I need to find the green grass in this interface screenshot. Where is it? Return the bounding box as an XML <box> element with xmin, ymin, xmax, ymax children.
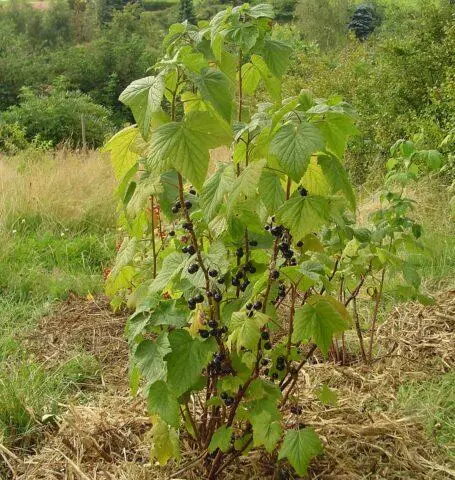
<box><xmin>0</xmin><ymin>229</ymin><xmax>115</xmax><ymax>447</ymax></box>
<box><xmin>397</xmin><ymin>373</ymin><xmax>455</xmax><ymax>457</ymax></box>
<box><xmin>0</xmin><ymin>352</ymin><xmax>100</xmax><ymax>447</ymax></box>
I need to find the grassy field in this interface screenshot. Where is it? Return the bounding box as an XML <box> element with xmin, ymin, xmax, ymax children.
<box><xmin>0</xmin><ymin>148</ymin><xmax>454</xmax><ymax>476</ymax></box>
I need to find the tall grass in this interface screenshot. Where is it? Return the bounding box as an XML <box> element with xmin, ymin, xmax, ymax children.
<box><xmin>0</xmin><ymin>148</ymin><xmax>117</xmax><ymax>233</ymax></box>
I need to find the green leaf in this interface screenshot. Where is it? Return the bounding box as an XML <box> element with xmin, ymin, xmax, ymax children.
<box><xmin>200</xmin><ymin>164</ymin><xmax>235</xmax><ymax>221</ymax></box>
<box><xmin>258</xmin><ymin>170</ymin><xmax>285</xmax><ymax>215</ymax></box>
<box><xmin>228</xmin><ymin>310</ymin><xmax>269</xmax><ymax>353</ymax></box>
<box><xmin>248</xmin><ymin>3</ymin><xmax>275</xmax><ymax>18</ymax></box>
<box><xmin>262</xmin><ymin>39</ymin><xmax>292</xmax><ymax>78</ymax></box>
<box><xmin>149</xmin><ymin>300</ymin><xmax>189</xmax><ymax>328</ymax></box>
<box><xmin>195</xmin><ymin>68</ymin><xmax>234</xmax><ymax>121</ymax></box>
<box><xmin>103</xmin><ymin>126</ymin><xmax>139</xmax><ymax>180</ymax></box>
<box><xmin>251</xmin><ymin>410</ymin><xmax>282</xmax><ymax>453</ymax></box>
<box><xmin>208</xmin><ymin>425</ymin><xmax>233</xmax><ymax>453</ymax></box>
<box><xmin>148</xmin><ymin>381</ymin><xmax>180</xmax><ymax>428</ymax></box>
<box><xmin>150</xmin><ymin>418</ymin><xmax>180</xmax><ymax>466</ymax></box>
<box><xmin>276</xmin><ymin>195</ymin><xmax>330</xmax><ymax>240</ymax></box>
<box><xmin>318</xmin><ymin>154</ymin><xmax>356</xmax><ymax>211</ymax></box>
<box><xmin>242</xmin><ymin>63</ymin><xmax>261</xmax><ymax>96</ymax></box>
<box><xmin>316</xmin><ymin>384</ymin><xmax>338</xmax><ymax>406</ymax></box>
<box><xmin>292</xmin><ymin>295</ymin><xmax>350</xmax><ymax>356</ymax></box>
<box><xmin>165</xmin><ymin>330</ymin><xmax>216</xmax><ymax>397</ymax></box>
<box><xmin>228</xmin><ymin>159</ymin><xmax>266</xmax><ymax>212</ymax></box>
<box><xmin>229</xmin><ymin>24</ymin><xmax>259</xmax><ymax>52</ymax></box>
<box><xmin>148</xmin><ymin>252</ymin><xmax>186</xmax><ymax>293</ymax></box>
<box><xmin>278</xmin><ymin>428</ymin><xmax>322</xmax><ymax>476</ymax></box>
<box><xmin>270</xmin><ymin>122</ymin><xmax>324</xmax><ymax>182</ymax></box>
<box><xmin>251</xmin><ymin>54</ymin><xmax>281</xmax><ymax>102</ymax></box>
<box><xmin>147</xmin><ymin>112</ymin><xmax>230</xmax><ymax>189</ymax></box>
<box><xmin>134</xmin><ymin>333</ymin><xmax>171</xmax><ymax>386</ymax></box>
<box><xmin>119</xmin><ymin>76</ymin><xmax>165</xmax><ymax>140</ymax></box>
<box><xmin>110</xmin><ymin>237</ymin><xmax>137</xmax><ymax>278</ymax></box>
<box><xmin>315</xmin><ymin>112</ymin><xmax>358</xmax><ymax>159</ymax></box>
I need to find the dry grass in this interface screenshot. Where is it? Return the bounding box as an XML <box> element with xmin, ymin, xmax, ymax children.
<box><xmin>0</xmin><ymin>149</ymin><xmax>116</xmax><ymax>232</ymax></box>
<box><xmin>0</xmin><ymin>292</ymin><xmax>452</xmax><ymax>479</ymax></box>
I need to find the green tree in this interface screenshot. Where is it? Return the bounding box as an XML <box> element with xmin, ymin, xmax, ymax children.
<box><xmin>179</xmin><ymin>0</ymin><xmax>196</xmax><ymax>23</ymax></box>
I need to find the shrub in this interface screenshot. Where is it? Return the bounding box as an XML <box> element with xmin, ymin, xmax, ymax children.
<box><xmin>2</xmin><ymin>82</ymin><xmax>114</xmax><ymax>148</ymax></box>
<box><xmin>0</xmin><ymin>122</ymin><xmax>29</xmax><ymax>154</ymax></box>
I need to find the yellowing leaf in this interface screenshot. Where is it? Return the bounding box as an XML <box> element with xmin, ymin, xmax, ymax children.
<box><xmin>149</xmin><ymin>418</ymin><xmax>180</xmax><ymax>466</ymax></box>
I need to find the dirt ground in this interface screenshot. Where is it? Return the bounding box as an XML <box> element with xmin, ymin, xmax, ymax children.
<box><xmin>3</xmin><ymin>292</ymin><xmax>455</xmax><ymax>480</ymax></box>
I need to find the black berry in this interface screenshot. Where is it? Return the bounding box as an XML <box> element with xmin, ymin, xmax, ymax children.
<box><xmin>261</xmin><ymin>358</ymin><xmax>269</xmax><ymax>366</ymax></box>
<box><xmin>271</xmin><ymin>270</ymin><xmax>280</xmax><ymax>280</ymax></box>
<box><xmin>253</xmin><ymin>300</ymin><xmax>262</xmax><ymax>310</ymax></box>
<box><xmin>271</xmin><ymin>372</ymin><xmax>279</xmax><ymax>379</ymax></box>
<box><xmin>184</xmin><ymin>200</ymin><xmax>192</xmax><ymax>209</ymax></box>
<box><xmin>199</xmin><ymin>329</ymin><xmax>209</xmax><ymax>338</ymax></box>
<box><xmin>265</xmin><ymin>225</ymin><xmax>270</xmax><ymax>231</ymax></box>
<box><xmin>264</xmin><ymin>341</ymin><xmax>272</xmax><ymax>350</ymax></box>
<box><xmin>296</xmin><ymin>240</ymin><xmax>303</xmax><ymax>248</ymax></box>
<box><xmin>188</xmin><ymin>299</ymin><xmax>196</xmax><ymax>310</ymax></box>
<box><xmin>213</xmin><ymin>292</ymin><xmax>222</xmax><ymax>302</ymax></box>
<box><xmin>169</xmin><ymin>230</ymin><xmax>175</xmax><ymax>237</ymax></box>
<box><xmin>299</xmin><ymin>187</ymin><xmax>308</xmax><ymax>197</ymax></box>
<box><xmin>188</xmin><ymin>263</ymin><xmax>199</xmax><ymax>274</ymax></box>
<box><xmin>189</xmin><ymin>188</ymin><xmax>197</xmax><ymax>195</ymax></box>
<box><xmin>217</xmin><ymin>277</ymin><xmax>225</xmax><ymax>284</ymax></box>
<box><xmin>261</xmin><ymin>331</ymin><xmax>269</xmax><ymax>340</ymax></box>
<box><xmin>220</xmin><ymin>391</ymin><xmax>228</xmax><ymax>400</ymax></box>
<box><xmin>182</xmin><ymin>222</ymin><xmax>193</xmax><ymax>231</ymax></box>
<box><xmin>246</xmin><ymin>303</ymin><xmax>253</xmax><ymax>310</ymax></box>
<box><xmin>182</xmin><ymin>246</ymin><xmax>188</xmax><ymax>253</ymax></box>
<box><xmin>209</xmin><ymin>269</ymin><xmax>218</xmax><ymax>277</ymax></box>
<box><xmin>171</xmin><ymin>206</ymin><xmax>179</xmax><ymax>214</ymax></box>
<box><xmin>263</xmin><ymin>368</ymin><xmax>270</xmax><ymax>375</ymax></box>
<box><xmin>247</xmin><ymin>310</ymin><xmax>254</xmax><ymax>318</ymax></box>
<box><xmin>195</xmin><ymin>293</ymin><xmax>204</xmax><ymax>303</ymax></box>
<box><xmin>231</xmin><ymin>278</ymin><xmax>240</xmax><ymax>287</ymax></box>
<box><xmin>236</xmin><ymin>270</ymin><xmax>244</xmax><ymax>279</ymax></box>
<box><xmin>208</xmin><ymin>320</ymin><xmax>217</xmax><ymax>328</ymax></box>
<box><xmin>236</xmin><ymin>247</ymin><xmax>244</xmax><ymax>258</ymax></box>
<box><xmin>240</xmin><ymin>281</ymin><xmax>249</xmax><ymax>291</ymax></box>
<box><xmin>187</xmin><ymin>245</ymin><xmax>196</xmax><ymax>255</ymax></box>
<box><xmin>249</xmin><ymin>266</ymin><xmax>256</xmax><ymax>274</ymax></box>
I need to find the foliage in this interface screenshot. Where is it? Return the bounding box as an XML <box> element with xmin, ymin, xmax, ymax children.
<box><xmin>179</xmin><ymin>0</ymin><xmax>196</xmax><ymax>23</ymax></box>
<box><xmin>348</xmin><ymin>4</ymin><xmax>380</xmax><ymax>41</ymax></box>
<box><xmin>103</xmin><ymin>4</ymin><xmax>447</xmax><ymax>477</ymax></box>
<box><xmin>2</xmin><ymin>83</ymin><xmax>114</xmax><ymax>148</ymax></box>
<box><xmin>0</xmin><ymin>121</ymin><xmax>29</xmax><ymax>154</ymax></box>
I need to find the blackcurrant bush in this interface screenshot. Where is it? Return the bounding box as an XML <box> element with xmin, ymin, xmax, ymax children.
<box><xmin>213</xmin><ymin>292</ymin><xmax>222</xmax><ymax>302</ymax></box>
<box><xmin>253</xmin><ymin>300</ymin><xmax>262</xmax><ymax>310</ymax></box>
<box><xmin>199</xmin><ymin>329</ymin><xmax>209</xmax><ymax>338</ymax></box>
<box><xmin>195</xmin><ymin>293</ymin><xmax>204</xmax><ymax>303</ymax></box>
<box><xmin>261</xmin><ymin>331</ymin><xmax>269</xmax><ymax>340</ymax></box>
<box><xmin>209</xmin><ymin>269</ymin><xmax>218</xmax><ymax>277</ymax></box>
<box><xmin>264</xmin><ymin>341</ymin><xmax>272</xmax><ymax>350</ymax></box>
<box><xmin>169</xmin><ymin>230</ymin><xmax>175</xmax><ymax>237</ymax></box>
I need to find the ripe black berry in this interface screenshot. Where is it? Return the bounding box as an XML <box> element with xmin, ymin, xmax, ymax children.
<box><xmin>270</xmin><ymin>226</ymin><xmax>281</xmax><ymax>237</ymax></box>
<box><xmin>280</xmin><ymin>242</ymin><xmax>289</xmax><ymax>251</ymax></box>
<box><xmin>231</xmin><ymin>278</ymin><xmax>240</xmax><ymax>287</ymax></box>
<box><xmin>264</xmin><ymin>341</ymin><xmax>272</xmax><ymax>350</ymax></box>
<box><xmin>261</xmin><ymin>358</ymin><xmax>269</xmax><ymax>366</ymax></box>
<box><xmin>236</xmin><ymin>271</ymin><xmax>244</xmax><ymax>279</ymax></box>
<box><xmin>182</xmin><ymin>246</ymin><xmax>188</xmax><ymax>253</ymax></box>
<box><xmin>224</xmin><ymin>396</ymin><xmax>234</xmax><ymax>406</ymax></box>
<box><xmin>271</xmin><ymin>270</ymin><xmax>280</xmax><ymax>280</ymax></box>
<box><xmin>236</xmin><ymin>247</ymin><xmax>244</xmax><ymax>258</ymax></box>
<box><xmin>220</xmin><ymin>326</ymin><xmax>228</xmax><ymax>334</ymax></box>
<box><xmin>276</xmin><ymin>363</ymin><xmax>285</xmax><ymax>371</ymax></box>
<box><xmin>213</xmin><ymin>292</ymin><xmax>222</xmax><ymax>302</ymax></box>
<box><xmin>217</xmin><ymin>277</ymin><xmax>225</xmax><ymax>284</ymax></box>
<box><xmin>240</xmin><ymin>281</ymin><xmax>249</xmax><ymax>291</ymax></box>
<box><xmin>169</xmin><ymin>230</ymin><xmax>175</xmax><ymax>237</ymax></box>
<box><xmin>261</xmin><ymin>331</ymin><xmax>269</xmax><ymax>340</ymax></box>
<box><xmin>182</xmin><ymin>222</ymin><xmax>192</xmax><ymax>231</ymax></box>
<box><xmin>296</xmin><ymin>240</ymin><xmax>303</xmax><ymax>248</ymax></box>
<box><xmin>246</xmin><ymin>303</ymin><xmax>253</xmax><ymax>310</ymax></box>
<box><xmin>299</xmin><ymin>187</ymin><xmax>308</xmax><ymax>197</ymax></box>
<box><xmin>184</xmin><ymin>200</ymin><xmax>192</xmax><ymax>209</ymax></box>
<box><xmin>263</xmin><ymin>368</ymin><xmax>270</xmax><ymax>375</ymax></box>
<box><xmin>284</xmin><ymin>250</ymin><xmax>294</xmax><ymax>259</ymax></box>
<box><xmin>188</xmin><ymin>263</ymin><xmax>199</xmax><ymax>274</ymax></box>
<box><xmin>290</xmin><ymin>405</ymin><xmax>302</xmax><ymax>415</ymax></box>
<box><xmin>188</xmin><ymin>299</ymin><xmax>196</xmax><ymax>310</ymax></box>
<box><xmin>187</xmin><ymin>245</ymin><xmax>196</xmax><ymax>255</ymax></box>
<box><xmin>189</xmin><ymin>188</ymin><xmax>197</xmax><ymax>195</ymax></box>
<box><xmin>249</xmin><ymin>266</ymin><xmax>256</xmax><ymax>274</ymax></box>
<box><xmin>208</xmin><ymin>320</ymin><xmax>217</xmax><ymax>328</ymax></box>
<box><xmin>220</xmin><ymin>391</ymin><xmax>228</xmax><ymax>400</ymax></box>
<box><xmin>265</xmin><ymin>225</ymin><xmax>270</xmax><ymax>231</ymax></box>
<box><xmin>195</xmin><ymin>293</ymin><xmax>204</xmax><ymax>303</ymax></box>
<box><xmin>207</xmin><ymin>290</ymin><xmax>213</xmax><ymax>297</ymax></box>
<box><xmin>271</xmin><ymin>372</ymin><xmax>278</xmax><ymax>379</ymax></box>
<box><xmin>199</xmin><ymin>329</ymin><xmax>209</xmax><ymax>338</ymax></box>
<box><xmin>247</xmin><ymin>310</ymin><xmax>254</xmax><ymax>318</ymax></box>
<box><xmin>289</xmin><ymin>258</ymin><xmax>297</xmax><ymax>266</ymax></box>
<box><xmin>249</xmin><ymin>240</ymin><xmax>258</xmax><ymax>246</ymax></box>
<box><xmin>209</xmin><ymin>269</ymin><xmax>218</xmax><ymax>277</ymax></box>
<box><xmin>171</xmin><ymin>206</ymin><xmax>179</xmax><ymax>214</ymax></box>
<box><xmin>253</xmin><ymin>300</ymin><xmax>262</xmax><ymax>310</ymax></box>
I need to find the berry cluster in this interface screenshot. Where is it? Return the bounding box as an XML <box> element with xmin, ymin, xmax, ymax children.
<box><xmin>220</xmin><ymin>391</ymin><xmax>234</xmax><ymax>406</ymax></box>
<box><xmin>245</xmin><ymin>300</ymin><xmax>262</xmax><ymax>317</ymax></box>
<box><xmin>199</xmin><ymin>321</ymin><xmax>228</xmax><ymax>339</ymax></box>
<box><xmin>207</xmin><ymin>351</ymin><xmax>232</xmax><ymax>376</ymax></box>
<box><xmin>187</xmin><ymin>293</ymin><xmax>204</xmax><ymax>310</ymax></box>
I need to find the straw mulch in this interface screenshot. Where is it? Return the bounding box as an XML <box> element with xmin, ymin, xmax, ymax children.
<box><xmin>3</xmin><ymin>292</ymin><xmax>455</xmax><ymax>479</ymax></box>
